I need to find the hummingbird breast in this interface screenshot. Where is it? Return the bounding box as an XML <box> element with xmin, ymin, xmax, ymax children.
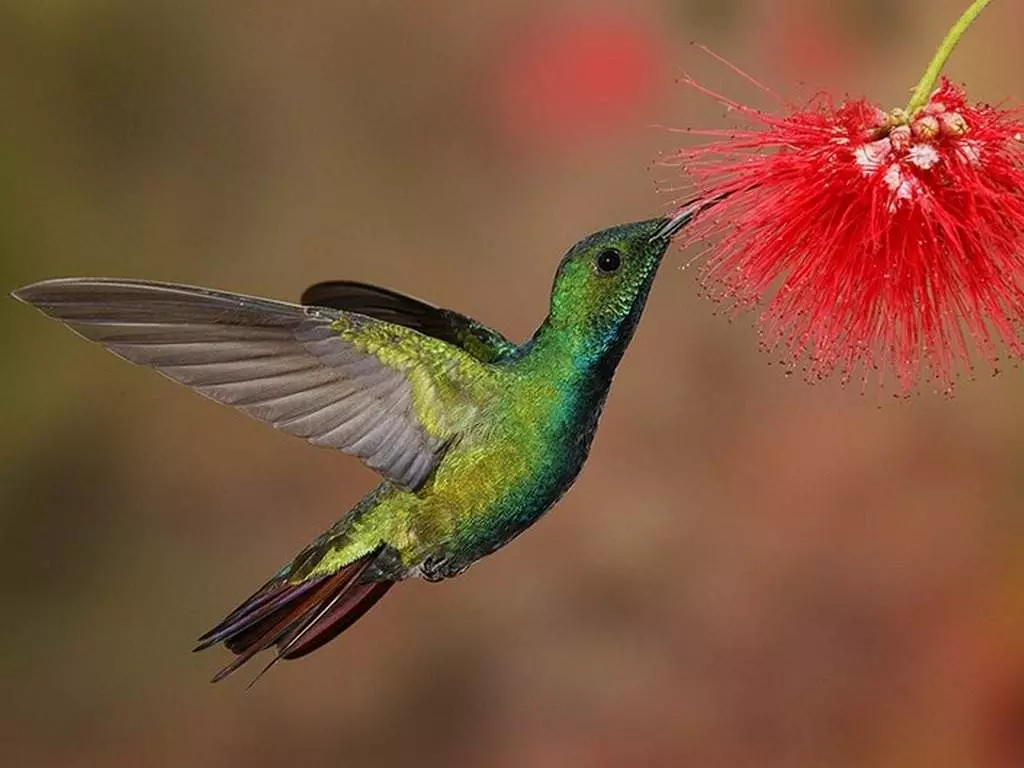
<box><xmin>413</xmin><ymin>367</ymin><xmax>614</xmax><ymax>578</ymax></box>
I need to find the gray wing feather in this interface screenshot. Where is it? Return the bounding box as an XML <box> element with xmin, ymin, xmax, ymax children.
<box><xmin>13</xmin><ymin>278</ymin><xmax>458</xmax><ymax>489</ymax></box>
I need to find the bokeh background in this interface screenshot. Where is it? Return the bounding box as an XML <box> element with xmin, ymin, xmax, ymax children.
<box><xmin>3</xmin><ymin>1</ymin><xmax>1024</xmax><ymax>766</ymax></box>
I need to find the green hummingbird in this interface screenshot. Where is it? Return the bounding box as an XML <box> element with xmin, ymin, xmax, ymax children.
<box><xmin>12</xmin><ymin>203</ymin><xmax>707</xmax><ymax>683</ymax></box>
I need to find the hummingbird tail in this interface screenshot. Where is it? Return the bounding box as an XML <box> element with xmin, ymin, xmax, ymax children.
<box><xmin>194</xmin><ymin>551</ymin><xmax>394</xmax><ymax>683</ymax></box>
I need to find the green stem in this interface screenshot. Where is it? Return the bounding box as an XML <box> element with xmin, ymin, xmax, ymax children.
<box><xmin>905</xmin><ymin>0</ymin><xmax>993</xmax><ymax>115</ymax></box>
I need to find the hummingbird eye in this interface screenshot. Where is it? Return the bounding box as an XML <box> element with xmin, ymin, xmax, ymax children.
<box><xmin>594</xmin><ymin>248</ymin><xmax>621</xmax><ymax>276</ymax></box>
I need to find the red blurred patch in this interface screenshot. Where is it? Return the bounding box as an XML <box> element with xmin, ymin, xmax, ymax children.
<box><xmin>491</xmin><ymin>12</ymin><xmax>666</xmax><ymax>148</ymax></box>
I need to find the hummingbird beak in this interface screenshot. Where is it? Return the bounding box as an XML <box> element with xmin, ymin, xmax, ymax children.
<box><xmin>650</xmin><ymin>191</ymin><xmax>733</xmax><ymax>243</ymax></box>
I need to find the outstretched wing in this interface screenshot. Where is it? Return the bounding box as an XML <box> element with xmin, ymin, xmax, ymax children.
<box><xmin>13</xmin><ymin>278</ymin><xmax>497</xmax><ymax>489</ymax></box>
<box><xmin>301</xmin><ymin>281</ymin><xmax>518</xmax><ymax>364</ymax></box>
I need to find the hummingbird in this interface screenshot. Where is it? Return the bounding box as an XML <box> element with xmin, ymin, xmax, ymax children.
<box><xmin>12</xmin><ymin>202</ymin><xmax>708</xmax><ymax>683</ymax></box>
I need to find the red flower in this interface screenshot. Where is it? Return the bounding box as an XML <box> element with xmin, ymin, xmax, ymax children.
<box><xmin>668</xmin><ymin>68</ymin><xmax>1024</xmax><ymax>392</ymax></box>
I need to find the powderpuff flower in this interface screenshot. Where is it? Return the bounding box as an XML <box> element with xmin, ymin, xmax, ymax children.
<box><xmin>667</xmin><ymin>4</ymin><xmax>1024</xmax><ymax>392</ymax></box>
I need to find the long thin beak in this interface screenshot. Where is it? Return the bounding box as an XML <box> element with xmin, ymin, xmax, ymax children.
<box><xmin>650</xmin><ymin>190</ymin><xmax>732</xmax><ymax>242</ymax></box>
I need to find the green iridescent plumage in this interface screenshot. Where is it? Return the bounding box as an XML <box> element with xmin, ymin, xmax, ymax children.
<box><xmin>12</xmin><ymin>209</ymin><xmax>702</xmax><ymax>682</ymax></box>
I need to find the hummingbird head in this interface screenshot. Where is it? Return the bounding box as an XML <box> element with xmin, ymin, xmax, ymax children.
<box><xmin>543</xmin><ymin>209</ymin><xmax>697</xmax><ymax>364</ymax></box>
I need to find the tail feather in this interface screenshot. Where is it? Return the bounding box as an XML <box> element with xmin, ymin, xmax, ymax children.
<box><xmin>222</xmin><ymin>580</ymin><xmax>328</xmax><ymax>656</ymax></box>
<box><xmin>195</xmin><ymin>551</ymin><xmax>393</xmax><ymax>683</ymax></box>
<box><xmin>194</xmin><ymin>577</ymin><xmax>324</xmax><ymax>652</ymax></box>
<box><xmin>279</xmin><ymin>580</ymin><xmax>393</xmax><ymax>660</ymax></box>
<box><xmin>209</xmin><ymin>572</ymin><xmax>355</xmax><ymax>684</ymax></box>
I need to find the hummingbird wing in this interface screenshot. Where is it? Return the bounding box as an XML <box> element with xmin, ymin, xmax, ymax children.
<box><xmin>301</xmin><ymin>280</ymin><xmax>518</xmax><ymax>363</ymax></box>
<box><xmin>13</xmin><ymin>278</ymin><xmax>498</xmax><ymax>490</ymax></box>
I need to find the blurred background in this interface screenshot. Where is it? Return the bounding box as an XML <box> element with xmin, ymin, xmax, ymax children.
<box><xmin>3</xmin><ymin>1</ymin><xmax>1024</xmax><ymax>766</ymax></box>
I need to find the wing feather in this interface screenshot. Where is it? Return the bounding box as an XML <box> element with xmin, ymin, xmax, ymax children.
<box><xmin>13</xmin><ymin>278</ymin><xmax>493</xmax><ymax>489</ymax></box>
<box><xmin>300</xmin><ymin>280</ymin><xmax>518</xmax><ymax>363</ymax></box>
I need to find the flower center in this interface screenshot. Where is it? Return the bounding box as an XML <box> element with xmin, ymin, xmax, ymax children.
<box><xmin>852</xmin><ymin>94</ymin><xmax>977</xmax><ymax>210</ymax></box>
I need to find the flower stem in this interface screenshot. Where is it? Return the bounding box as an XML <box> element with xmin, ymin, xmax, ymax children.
<box><xmin>905</xmin><ymin>0</ymin><xmax>993</xmax><ymax>115</ymax></box>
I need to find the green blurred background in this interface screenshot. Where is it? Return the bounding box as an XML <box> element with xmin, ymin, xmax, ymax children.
<box><xmin>3</xmin><ymin>1</ymin><xmax>1024</xmax><ymax>766</ymax></box>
